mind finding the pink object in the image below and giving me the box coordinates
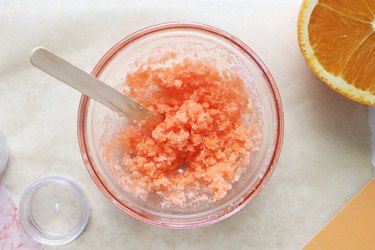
[0,183,42,250]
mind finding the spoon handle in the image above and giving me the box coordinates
[30,47,150,121]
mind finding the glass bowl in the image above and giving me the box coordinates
[77,22,283,228]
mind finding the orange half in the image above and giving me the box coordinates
[298,0,375,105]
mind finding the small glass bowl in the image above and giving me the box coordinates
[78,22,283,228]
[19,176,89,245]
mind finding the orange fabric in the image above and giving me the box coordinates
[304,177,375,250]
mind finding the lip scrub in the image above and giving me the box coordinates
[101,49,262,208]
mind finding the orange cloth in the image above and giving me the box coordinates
[304,177,375,250]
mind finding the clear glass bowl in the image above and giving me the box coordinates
[77,22,283,228]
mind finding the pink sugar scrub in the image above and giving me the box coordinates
[101,57,262,208]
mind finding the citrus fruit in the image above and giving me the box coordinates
[298,0,375,105]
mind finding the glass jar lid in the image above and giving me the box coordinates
[19,176,89,246]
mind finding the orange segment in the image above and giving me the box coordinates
[368,0,375,15]
[298,0,375,105]
[320,0,374,22]
[342,33,375,91]
[309,4,373,75]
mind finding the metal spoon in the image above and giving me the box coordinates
[30,47,151,121]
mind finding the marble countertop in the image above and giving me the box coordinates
[0,1,373,249]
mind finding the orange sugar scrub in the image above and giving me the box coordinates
[101,57,262,208]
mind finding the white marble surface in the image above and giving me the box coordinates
[0,1,373,249]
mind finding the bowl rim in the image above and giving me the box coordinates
[77,21,284,229]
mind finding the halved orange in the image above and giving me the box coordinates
[298,0,375,105]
